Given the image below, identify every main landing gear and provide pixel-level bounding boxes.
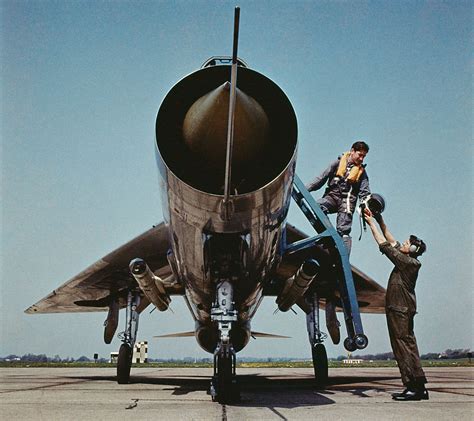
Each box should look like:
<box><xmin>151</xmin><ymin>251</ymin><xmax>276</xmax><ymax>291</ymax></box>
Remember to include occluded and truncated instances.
<box><xmin>306</xmin><ymin>292</ymin><xmax>328</xmax><ymax>387</ymax></box>
<box><xmin>305</xmin><ymin>290</ymin><xmax>369</xmax><ymax>387</ymax></box>
<box><xmin>209</xmin><ymin>280</ymin><xmax>240</xmax><ymax>403</ymax></box>
<box><xmin>117</xmin><ymin>290</ymin><xmax>140</xmax><ymax>384</ymax></box>
<box><xmin>117</xmin><ymin>343</ymin><xmax>133</xmax><ymax>384</ymax></box>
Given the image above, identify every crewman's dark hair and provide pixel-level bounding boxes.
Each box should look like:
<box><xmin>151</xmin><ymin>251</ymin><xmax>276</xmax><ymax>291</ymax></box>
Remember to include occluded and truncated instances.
<box><xmin>409</xmin><ymin>235</ymin><xmax>426</xmax><ymax>258</ymax></box>
<box><xmin>351</xmin><ymin>141</ymin><xmax>369</xmax><ymax>153</ymax></box>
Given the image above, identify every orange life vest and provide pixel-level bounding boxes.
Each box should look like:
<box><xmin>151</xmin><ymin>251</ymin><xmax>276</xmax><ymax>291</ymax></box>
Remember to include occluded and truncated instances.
<box><xmin>335</xmin><ymin>152</ymin><xmax>364</xmax><ymax>183</ymax></box>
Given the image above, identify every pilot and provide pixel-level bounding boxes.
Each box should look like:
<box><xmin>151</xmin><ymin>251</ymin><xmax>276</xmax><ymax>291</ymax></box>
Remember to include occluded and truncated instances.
<box><xmin>306</xmin><ymin>140</ymin><xmax>371</xmax><ymax>254</ymax></box>
<box><xmin>364</xmin><ymin>209</ymin><xmax>429</xmax><ymax>401</ymax></box>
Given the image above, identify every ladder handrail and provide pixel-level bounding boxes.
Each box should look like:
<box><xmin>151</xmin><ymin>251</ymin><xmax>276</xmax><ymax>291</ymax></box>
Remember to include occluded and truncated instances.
<box><xmin>288</xmin><ymin>174</ymin><xmax>366</xmax><ymax>345</ymax></box>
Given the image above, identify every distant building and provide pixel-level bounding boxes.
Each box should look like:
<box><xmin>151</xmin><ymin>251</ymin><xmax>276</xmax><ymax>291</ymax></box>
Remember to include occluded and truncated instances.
<box><xmin>110</xmin><ymin>341</ymin><xmax>148</xmax><ymax>364</ymax></box>
<box><xmin>133</xmin><ymin>341</ymin><xmax>148</xmax><ymax>363</ymax></box>
<box><xmin>342</xmin><ymin>359</ymin><xmax>363</xmax><ymax>365</ymax></box>
<box><xmin>110</xmin><ymin>352</ymin><xmax>119</xmax><ymax>364</ymax></box>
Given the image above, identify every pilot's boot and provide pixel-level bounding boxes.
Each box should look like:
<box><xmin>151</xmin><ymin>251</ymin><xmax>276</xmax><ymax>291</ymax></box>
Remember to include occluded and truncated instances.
<box><xmin>325</xmin><ymin>299</ymin><xmax>340</xmax><ymax>344</ymax></box>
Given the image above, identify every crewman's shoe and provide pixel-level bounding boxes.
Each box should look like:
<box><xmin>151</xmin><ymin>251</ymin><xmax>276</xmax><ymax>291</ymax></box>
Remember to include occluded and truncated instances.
<box><xmin>391</xmin><ymin>388</ymin><xmax>410</xmax><ymax>398</ymax></box>
<box><xmin>393</xmin><ymin>389</ymin><xmax>429</xmax><ymax>401</ymax></box>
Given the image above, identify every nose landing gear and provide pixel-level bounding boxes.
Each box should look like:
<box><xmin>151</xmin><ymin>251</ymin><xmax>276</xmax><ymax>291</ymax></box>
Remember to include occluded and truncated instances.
<box><xmin>209</xmin><ymin>280</ymin><xmax>240</xmax><ymax>403</ymax></box>
<box><xmin>210</xmin><ymin>346</ymin><xmax>239</xmax><ymax>403</ymax></box>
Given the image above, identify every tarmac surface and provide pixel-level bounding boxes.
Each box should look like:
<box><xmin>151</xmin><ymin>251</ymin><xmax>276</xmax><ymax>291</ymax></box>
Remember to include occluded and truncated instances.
<box><xmin>1</xmin><ymin>366</ymin><xmax>473</xmax><ymax>420</ymax></box>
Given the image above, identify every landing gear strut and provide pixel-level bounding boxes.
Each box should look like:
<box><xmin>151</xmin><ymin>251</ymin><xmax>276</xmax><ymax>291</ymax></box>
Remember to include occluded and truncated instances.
<box><xmin>117</xmin><ymin>290</ymin><xmax>140</xmax><ymax>384</ymax></box>
<box><xmin>306</xmin><ymin>292</ymin><xmax>328</xmax><ymax>387</ymax></box>
<box><xmin>209</xmin><ymin>280</ymin><xmax>240</xmax><ymax>403</ymax></box>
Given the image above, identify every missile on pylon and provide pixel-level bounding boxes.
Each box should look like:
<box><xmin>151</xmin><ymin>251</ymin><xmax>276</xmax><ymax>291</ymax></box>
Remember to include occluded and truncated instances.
<box><xmin>129</xmin><ymin>258</ymin><xmax>171</xmax><ymax>311</ymax></box>
<box><xmin>276</xmin><ymin>259</ymin><xmax>320</xmax><ymax>312</ymax></box>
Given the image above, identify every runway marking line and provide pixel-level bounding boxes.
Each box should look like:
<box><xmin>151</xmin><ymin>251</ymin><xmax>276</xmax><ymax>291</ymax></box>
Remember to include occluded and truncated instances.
<box><xmin>0</xmin><ymin>378</ymin><xmax>91</xmax><ymax>394</ymax></box>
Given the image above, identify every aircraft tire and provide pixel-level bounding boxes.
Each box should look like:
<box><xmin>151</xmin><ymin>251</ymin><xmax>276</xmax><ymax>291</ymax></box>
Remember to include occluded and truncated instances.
<box><xmin>217</xmin><ymin>355</ymin><xmax>239</xmax><ymax>404</ymax></box>
<box><xmin>312</xmin><ymin>343</ymin><xmax>328</xmax><ymax>387</ymax></box>
<box><xmin>117</xmin><ymin>343</ymin><xmax>132</xmax><ymax>384</ymax></box>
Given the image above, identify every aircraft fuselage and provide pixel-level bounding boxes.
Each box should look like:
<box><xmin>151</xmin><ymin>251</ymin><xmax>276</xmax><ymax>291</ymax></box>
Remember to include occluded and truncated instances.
<box><xmin>155</xmin><ymin>64</ymin><xmax>297</xmax><ymax>352</ymax></box>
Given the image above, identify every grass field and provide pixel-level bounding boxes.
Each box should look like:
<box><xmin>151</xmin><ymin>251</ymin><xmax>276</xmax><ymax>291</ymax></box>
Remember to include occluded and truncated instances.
<box><xmin>0</xmin><ymin>359</ymin><xmax>471</xmax><ymax>369</ymax></box>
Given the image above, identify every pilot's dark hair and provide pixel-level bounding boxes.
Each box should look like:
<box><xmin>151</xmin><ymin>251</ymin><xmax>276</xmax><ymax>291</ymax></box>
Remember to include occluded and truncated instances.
<box><xmin>409</xmin><ymin>235</ymin><xmax>426</xmax><ymax>258</ymax></box>
<box><xmin>351</xmin><ymin>141</ymin><xmax>369</xmax><ymax>153</ymax></box>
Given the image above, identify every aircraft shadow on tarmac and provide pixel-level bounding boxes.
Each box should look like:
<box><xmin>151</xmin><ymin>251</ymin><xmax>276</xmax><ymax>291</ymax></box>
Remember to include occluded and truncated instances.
<box><xmin>71</xmin><ymin>373</ymin><xmax>399</xmax><ymax>408</ymax></box>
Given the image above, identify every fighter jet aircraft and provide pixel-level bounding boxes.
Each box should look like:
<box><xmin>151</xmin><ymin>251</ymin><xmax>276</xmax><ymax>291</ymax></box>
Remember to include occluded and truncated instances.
<box><xmin>25</xmin><ymin>8</ymin><xmax>385</xmax><ymax>403</ymax></box>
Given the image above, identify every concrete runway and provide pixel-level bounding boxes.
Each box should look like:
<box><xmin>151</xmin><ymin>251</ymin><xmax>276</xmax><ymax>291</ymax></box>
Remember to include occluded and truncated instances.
<box><xmin>1</xmin><ymin>366</ymin><xmax>473</xmax><ymax>420</ymax></box>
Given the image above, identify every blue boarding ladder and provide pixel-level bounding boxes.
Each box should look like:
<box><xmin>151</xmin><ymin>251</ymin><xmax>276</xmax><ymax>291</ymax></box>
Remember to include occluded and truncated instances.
<box><xmin>286</xmin><ymin>174</ymin><xmax>368</xmax><ymax>351</ymax></box>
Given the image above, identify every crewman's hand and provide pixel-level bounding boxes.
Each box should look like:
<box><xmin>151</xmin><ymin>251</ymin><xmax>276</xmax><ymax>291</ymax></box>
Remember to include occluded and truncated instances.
<box><xmin>364</xmin><ymin>208</ymin><xmax>375</xmax><ymax>226</ymax></box>
<box><xmin>373</xmin><ymin>212</ymin><xmax>383</xmax><ymax>223</ymax></box>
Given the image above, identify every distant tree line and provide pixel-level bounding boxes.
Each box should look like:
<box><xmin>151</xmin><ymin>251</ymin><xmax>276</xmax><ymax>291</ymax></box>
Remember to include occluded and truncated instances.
<box><xmin>1</xmin><ymin>354</ymin><xmax>108</xmax><ymax>363</ymax></box>
<box><xmin>337</xmin><ymin>348</ymin><xmax>472</xmax><ymax>361</ymax></box>
<box><xmin>1</xmin><ymin>348</ymin><xmax>471</xmax><ymax>363</ymax></box>
<box><xmin>420</xmin><ymin>348</ymin><xmax>472</xmax><ymax>360</ymax></box>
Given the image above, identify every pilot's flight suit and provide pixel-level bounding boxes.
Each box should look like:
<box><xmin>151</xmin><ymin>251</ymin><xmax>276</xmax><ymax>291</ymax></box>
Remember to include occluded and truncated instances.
<box><xmin>306</xmin><ymin>154</ymin><xmax>370</xmax><ymax>253</ymax></box>
<box><xmin>380</xmin><ymin>241</ymin><xmax>427</xmax><ymax>388</ymax></box>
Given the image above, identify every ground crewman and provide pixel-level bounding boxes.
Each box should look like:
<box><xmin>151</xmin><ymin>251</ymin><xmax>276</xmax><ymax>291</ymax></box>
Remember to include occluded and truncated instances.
<box><xmin>364</xmin><ymin>208</ymin><xmax>429</xmax><ymax>401</ymax></box>
<box><xmin>306</xmin><ymin>140</ymin><xmax>370</xmax><ymax>254</ymax></box>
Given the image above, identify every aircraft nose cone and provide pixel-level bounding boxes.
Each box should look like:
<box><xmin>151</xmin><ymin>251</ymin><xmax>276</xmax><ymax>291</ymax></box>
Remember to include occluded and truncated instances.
<box><xmin>182</xmin><ymin>82</ymin><xmax>269</xmax><ymax>171</ymax></box>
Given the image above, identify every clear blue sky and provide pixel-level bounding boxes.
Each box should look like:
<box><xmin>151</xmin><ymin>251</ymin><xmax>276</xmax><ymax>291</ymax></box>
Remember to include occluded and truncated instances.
<box><xmin>1</xmin><ymin>0</ymin><xmax>472</xmax><ymax>360</ymax></box>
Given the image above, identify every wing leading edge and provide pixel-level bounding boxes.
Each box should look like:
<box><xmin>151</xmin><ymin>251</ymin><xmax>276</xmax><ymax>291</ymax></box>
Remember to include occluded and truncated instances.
<box><xmin>25</xmin><ymin>223</ymin><xmax>182</xmax><ymax>314</ymax></box>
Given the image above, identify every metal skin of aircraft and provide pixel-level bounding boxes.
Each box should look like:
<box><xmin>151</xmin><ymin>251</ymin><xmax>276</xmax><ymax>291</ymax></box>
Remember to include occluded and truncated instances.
<box><xmin>25</xmin><ymin>8</ymin><xmax>385</xmax><ymax>403</ymax></box>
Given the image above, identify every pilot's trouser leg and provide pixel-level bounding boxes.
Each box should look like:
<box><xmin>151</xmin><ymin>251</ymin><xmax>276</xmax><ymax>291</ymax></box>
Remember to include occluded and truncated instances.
<box><xmin>317</xmin><ymin>195</ymin><xmax>338</xmax><ymax>216</ymax></box>
<box><xmin>386</xmin><ymin>307</ymin><xmax>427</xmax><ymax>389</ymax></box>
<box><xmin>336</xmin><ymin>208</ymin><xmax>353</xmax><ymax>255</ymax></box>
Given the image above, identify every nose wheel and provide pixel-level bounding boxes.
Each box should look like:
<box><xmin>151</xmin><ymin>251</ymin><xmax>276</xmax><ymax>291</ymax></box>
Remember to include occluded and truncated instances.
<box><xmin>210</xmin><ymin>350</ymin><xmax>239</xmax><ymax>403</ymax></box>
